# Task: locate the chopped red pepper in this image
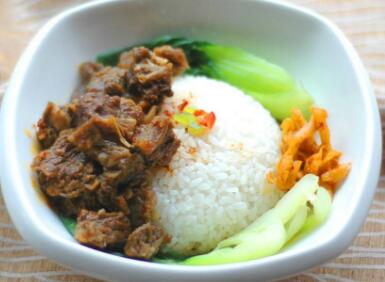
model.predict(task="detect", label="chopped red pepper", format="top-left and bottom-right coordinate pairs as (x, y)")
top-left (198, 112), bottom-right (216, 129)
top-left (177, 99), bottom-right (189, 112)
top-left (193, 109), bottom-right (206, 117)
top-left (197, 111), bottom-right (215, 128)
top-left (164, 110), bottom-right (173, 117)
top-left (172, 102), bottom-right (216, 137)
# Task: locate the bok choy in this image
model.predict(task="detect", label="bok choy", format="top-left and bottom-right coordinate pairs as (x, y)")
top-left (96, 36), bottom-right (313, 120)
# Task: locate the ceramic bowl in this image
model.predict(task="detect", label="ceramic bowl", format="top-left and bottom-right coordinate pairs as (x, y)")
top-left (0, 0), bottom-right (381, 281)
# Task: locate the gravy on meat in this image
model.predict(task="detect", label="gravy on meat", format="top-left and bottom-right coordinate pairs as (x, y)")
top-left (32, 45), bottom-right (188, 259)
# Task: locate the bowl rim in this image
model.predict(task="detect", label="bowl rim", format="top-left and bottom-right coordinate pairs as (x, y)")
top-left (0, 0), bottom-right (382, 280)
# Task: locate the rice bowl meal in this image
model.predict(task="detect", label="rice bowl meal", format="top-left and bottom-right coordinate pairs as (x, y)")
top-left (30, 36), bottom-right (351, 265)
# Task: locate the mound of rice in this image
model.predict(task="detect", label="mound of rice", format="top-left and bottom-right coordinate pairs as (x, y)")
top-left (153, 75), bottom-right (282, 257)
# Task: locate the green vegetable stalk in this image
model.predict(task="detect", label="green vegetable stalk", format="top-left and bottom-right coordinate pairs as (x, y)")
top-left (289, 187), bottom-right (332, 244)
top-left (96, 36), bottom-right (313, 120)
top-left (179, 174), bottom-right (331, 265)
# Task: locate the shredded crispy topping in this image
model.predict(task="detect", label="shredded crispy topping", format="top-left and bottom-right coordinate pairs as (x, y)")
top-left (267, 107), bottom-right (351, 192)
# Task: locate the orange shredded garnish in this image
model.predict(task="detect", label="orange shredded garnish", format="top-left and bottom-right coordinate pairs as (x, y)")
top-left (268, 107), bottom-right (351, 193)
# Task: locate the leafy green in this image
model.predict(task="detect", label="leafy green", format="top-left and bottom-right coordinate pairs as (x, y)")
top-left (59, 215), bottom-right (77, 236)
top-left (96, 36), bottom-right (313, 120)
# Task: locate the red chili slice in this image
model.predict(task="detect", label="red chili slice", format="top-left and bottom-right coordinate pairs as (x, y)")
top-left (193, 109), bottom-right (206, 117)
top-left (164, 110), bottom-right (173, 117)
top-left (177, 99), bottom-right (189, 112)
top-left (197, 111), bottom-right (216, 129)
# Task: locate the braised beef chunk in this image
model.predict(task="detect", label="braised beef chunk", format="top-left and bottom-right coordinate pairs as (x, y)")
top-left (73, 92), bottom-right (143, 133)
top-left (68, 116), bottom-right (147, 213)
top-left (32, 130), bottom-right (101, 216)
top-left (119, 47), bottom-right (173, 110)
top-left (32, 130), bottom-right (98, 197)
top-left (127, 184), bottom-right (157, 228)
top-left (154, 45), bottom-right (189, 76)
top-left (69, 116), bottom-right (132, 150)
top-left (79, 62), bottom-right (103, 83)
top-left (118, 47), bottom-right (151, 69)
top-left (32, 44), bottom-right (185, 259)
top-left (87, 67), bottom-right (126, 96)
top-left (124, 223), bottom-right (165, 259)
top-left (133, 116), bottom-right (180, 167)
top-left (54, 191), bottom-right (100, 217)
top-left (69, 116), bottom-right (145, 184)
top-left (98, 145), bottom-right (145, 185)
top-left (36, 102), bottom-right (71, 148)
top-left (75, 209), bottom-right (131, 249)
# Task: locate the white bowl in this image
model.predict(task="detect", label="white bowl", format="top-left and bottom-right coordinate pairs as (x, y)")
top-left (0, 0), bottom-right (381, 281)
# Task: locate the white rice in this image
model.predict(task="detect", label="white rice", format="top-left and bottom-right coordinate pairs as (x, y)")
top-left (153, 75), bottom-right (282, 257)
